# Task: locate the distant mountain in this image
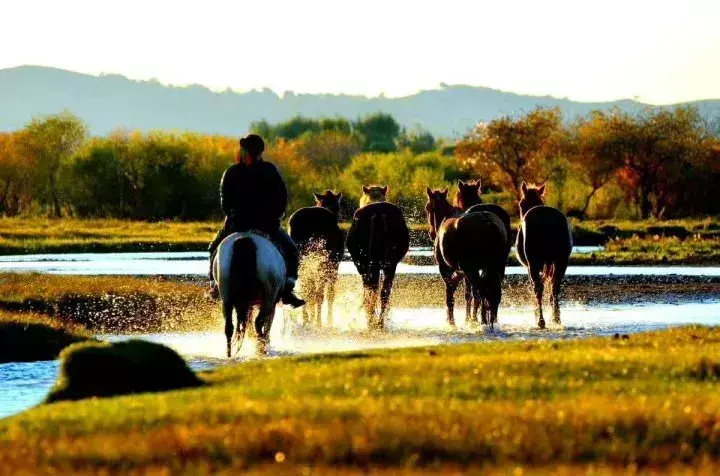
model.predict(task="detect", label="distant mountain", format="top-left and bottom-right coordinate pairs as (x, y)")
top-left (2, 65), bottom-right (719, 138)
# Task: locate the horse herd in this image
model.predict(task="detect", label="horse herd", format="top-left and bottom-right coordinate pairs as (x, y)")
top-left (214, 180), bottom-right (572, 357)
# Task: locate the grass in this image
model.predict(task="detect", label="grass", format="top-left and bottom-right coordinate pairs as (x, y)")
top-left (0, 310), bottom-right (90, 363)
top-left (0, 273), bottom-right (214, 333)
top-left (1, 326), bottom-right (719, 473)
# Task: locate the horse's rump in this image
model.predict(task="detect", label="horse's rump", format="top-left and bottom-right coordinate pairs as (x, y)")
top-left (347, 202), bottom-right (409, 269)
top-left (466, 203), bottom-right (512, 244)
top-left (229, 236), bottom-right (259, 306)
top-left (289, 207), bottom-right (345, 263)
top-left (521, 206), bottom-right (572, 278)
top-left (440, 211), bottom-right (507, 272)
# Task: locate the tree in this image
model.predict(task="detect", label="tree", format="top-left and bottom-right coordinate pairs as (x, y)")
top-left (397, 126), bottom-right (436, 154)
top-left (17, 112), bottom-right (87, 217)
top-left (0, 132), bottom-right (31, 216)
top-left (353, 113), bottom-right (401, 153)
top-left (606, 107), bottom-right (709, 218)
top-left (455, 107), bottom-right (563, 198)
top-left (566, 111), bottom-right (622, 218)
top-left (294, 130), bottom-right (361, 171)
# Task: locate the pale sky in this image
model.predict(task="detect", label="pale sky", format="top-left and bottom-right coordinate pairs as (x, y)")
top-left (1, 0), bottom-right (719, 104)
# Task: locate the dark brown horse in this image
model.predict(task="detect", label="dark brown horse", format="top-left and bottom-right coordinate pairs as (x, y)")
top-left (288, 190), bottom-right (345, 327)
top-left (516, 182), bottom-right (573, 328)
top-left (454, 179), bottom-right (512, 246)
top-left (347, 185), bottom-right (409, 330)
top-left (426, 187), bottom-right (508, 328)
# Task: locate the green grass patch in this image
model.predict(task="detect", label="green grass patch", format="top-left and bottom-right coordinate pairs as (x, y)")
top-left (1, 326), bottom-right (719, 473)
top-left (0, 311), bottom-right (90, 363)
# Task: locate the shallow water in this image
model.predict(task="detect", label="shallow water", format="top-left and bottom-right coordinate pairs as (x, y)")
top-left (2, 299), bottom-right (719, 420)
top-left (2, 249), bottom-right (720, 277)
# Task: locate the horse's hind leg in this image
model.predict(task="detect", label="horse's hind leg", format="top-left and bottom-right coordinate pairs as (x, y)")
top-left (379, 264), bottom-right (398, 330)
top-left (255, 306), bottom-right (276, 356)
top-left (488, 271), bottom-right (503, 328)
top-left (362, 268), bottom-right (381, 329)
top-left (529, 265), bottom-right (545, 329)
top-left (234, 303), bottom-right (251, 353)
top-left (464, 276), bottom-right (473, 324)
top-left (550, 261), bottom-right (567, 325)
top-left (468, 272), bottom-right (485, 325)
top-left (223, 302), bottom-right (234, 358)
top-left (326, 268), bottom-right (338, 328)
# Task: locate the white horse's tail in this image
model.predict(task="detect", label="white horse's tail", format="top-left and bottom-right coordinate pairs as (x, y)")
top-left (229, 236), bottom-right (257, 307)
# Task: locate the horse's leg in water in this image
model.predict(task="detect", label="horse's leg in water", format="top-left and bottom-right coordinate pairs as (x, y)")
top-left (325, 267), bottom-right (338, 328)
top-left (379, 264), bottom-right (398, 330)
top-left (255, 305), bottom-right (276, 356)
top-left (223, 301), bottom-right (234, 358)
top-left (468, 271), bottom-right (486, 325)
top-left (362, 267), bottom-right (381, 329)
top-left (464, 276), bottom-right (473, 324)
top-left (487, 270), bottom-right (503, 328)
top-left (439, 263), bottom-right (458, 327)
top-left (529, 264), bottom-right (545, 328)
top-left (550, 261), bottom-right (568, 324)
top-left (234, 302), bottom-right (251, 354)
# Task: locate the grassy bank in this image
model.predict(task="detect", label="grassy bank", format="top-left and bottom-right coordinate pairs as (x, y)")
top-left (0, 273), bottom-right (213, 333)
top-left (0, 311), bottom-right (90, 363)
top-left (1, 326), bottom-right (719, 473)
top-left (2, 217), bottom-right (720, 265)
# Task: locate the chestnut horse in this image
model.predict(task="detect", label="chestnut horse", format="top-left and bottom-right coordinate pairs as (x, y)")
top-left (288, 190), bottom-right (345, 327)
top-left (347, 185), bottom-right (409, 330)
top-left (516, 182), bottom-right (572, 328)
top-left (426, 187), bottom-right (508, 327)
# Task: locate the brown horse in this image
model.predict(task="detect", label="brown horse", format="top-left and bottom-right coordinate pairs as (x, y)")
top-left (454, 179), bottom-right (512, 247)
top-left (347, 185), bottom-right (409, 330)
top-left (288, 190), bottom-right (345, 327)
top-left (426, 187), bottom-right (508, 328)
top-left (516, 182), bottom-right (573, 328)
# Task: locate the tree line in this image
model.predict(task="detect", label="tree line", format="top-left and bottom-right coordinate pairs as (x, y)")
top-left (0, 108), bottom-right (718, 221)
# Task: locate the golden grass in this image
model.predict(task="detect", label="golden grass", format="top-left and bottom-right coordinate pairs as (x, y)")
top-left (1, 326), bottom-right (719, 473)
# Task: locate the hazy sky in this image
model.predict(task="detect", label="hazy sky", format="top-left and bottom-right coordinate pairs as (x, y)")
top-left (2, 0), bottom-right (719, 103)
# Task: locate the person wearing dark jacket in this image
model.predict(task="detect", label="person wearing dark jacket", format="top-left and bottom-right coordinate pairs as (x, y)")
top-left (208, 134), bottom-right (305, 308)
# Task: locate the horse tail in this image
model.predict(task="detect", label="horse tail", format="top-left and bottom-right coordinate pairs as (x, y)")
top-left (230, 237), bottom-right (257, 307)
top-left (368, 213), bottom-right (388, 263)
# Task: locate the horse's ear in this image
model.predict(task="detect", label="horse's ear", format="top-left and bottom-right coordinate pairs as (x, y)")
top-left (426, 187), bottom-right (433, 198)
top-left (313, 192), bottom-right (322, 201)
top-left (441, 187), bottom-right (449, 196)
top-left (538, 182), bottom-right (547, 196)
top-left (381, 186), bottom-right (388, 194)
top-left (521, 181), bottom-right (528, 195)
top-left (362, 185), bottom-right (371, 194)
top-left (457, 180), bottom-right (465, 189)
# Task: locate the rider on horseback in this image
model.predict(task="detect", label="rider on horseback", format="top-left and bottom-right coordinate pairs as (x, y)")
top-left (208, 134), bottom-right (305, 308)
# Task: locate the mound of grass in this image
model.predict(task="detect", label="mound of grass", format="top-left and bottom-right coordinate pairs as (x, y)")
top-left (45, 340), bottom-right (203, 403)
top-left (0, 311), bottom-right (90, 363)
top-left (2, 326), bottom-right (720, 473)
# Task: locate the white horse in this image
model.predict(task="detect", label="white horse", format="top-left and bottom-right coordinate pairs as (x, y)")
top-left (213, 231), bottom-right (286, 357)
